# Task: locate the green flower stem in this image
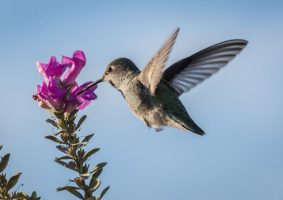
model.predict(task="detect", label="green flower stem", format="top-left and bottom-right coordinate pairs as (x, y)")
top-left (45, 110), bottom-right (109, 200)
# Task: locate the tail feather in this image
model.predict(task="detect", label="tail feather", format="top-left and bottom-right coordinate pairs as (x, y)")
top-left (181, 122), bottom-right (205, 135)
top-left (169, 113), bottom-right (205, 135)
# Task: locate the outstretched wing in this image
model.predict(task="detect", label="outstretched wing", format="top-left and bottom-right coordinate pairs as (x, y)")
top-left (163, 39), bottom-right (248, 96)
top-left (139, 28), bottom-right (180, 95)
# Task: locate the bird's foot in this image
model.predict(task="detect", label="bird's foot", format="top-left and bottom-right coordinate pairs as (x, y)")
top-left (144, 120), bottom-right (152, 128)
top-left (155, 127), bottom-right (164, 133)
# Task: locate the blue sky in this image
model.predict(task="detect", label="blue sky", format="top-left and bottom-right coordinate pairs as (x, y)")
top-left (0, 0), bottom-right (283, 199)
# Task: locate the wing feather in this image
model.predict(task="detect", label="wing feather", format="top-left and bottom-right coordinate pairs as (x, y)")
top-left (139, 28), bottom-right (180, 95)
top-left (163, 39), bottom-right (248, 96)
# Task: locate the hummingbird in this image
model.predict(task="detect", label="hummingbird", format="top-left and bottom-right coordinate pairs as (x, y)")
top-left (79, 28), bottom-right (248, 135)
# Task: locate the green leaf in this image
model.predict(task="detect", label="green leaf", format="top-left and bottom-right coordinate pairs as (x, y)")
top-left (45, 135), bottom-right (63, 144)
top-left (11, 191), bottom-right (28, 199)
top-left (83, 148), bottom-right (100, 162)
top-left (98, 186), bottom-right (110, 200)
top-left (83, 164), bottom-right (90, 174)
top-left (57, 186), bottom-right (84, 200)
top-left (96, 162), bottom-right (107, 168)
top-left (89, 169), bottom-right (103, 190)
top-left (56, 155), bottom-right (73, 161)
top-left (54, 130), bottom-right (65, 136)
top-left (7, 172), bottom-right (22, 191)
top-left (81, 133), bottom-right (94, 144)
top-left (30, 191), bottom-right (41, 200)
top-left (46, 118), bottom-right (58, 128)
top-left (54, 159), bottom-right (76, 172)
top-left (89, 179), bottom-right (101, 192)
top-left (74, 177), bottom-right (86, 189)
top-left (16, 192), bottom-right (28, 199)
top-left (56, 145), bottom-right (67, 153)
top-left (91, 162), bottom-right (107, 173)
top-left (77, 149), bottom-right (86, 159)
top-left (90, 169), bottom-right (103, 183)
top-left (68, 109), bottom-right (79, 122)
top-left (0, 153), bottom-right (10, 173)
top-left (76, 115), bottom-right (87, 131)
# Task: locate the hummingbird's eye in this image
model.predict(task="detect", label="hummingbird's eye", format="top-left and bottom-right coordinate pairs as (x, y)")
top-left (106, 67), bottom-right (112, 74)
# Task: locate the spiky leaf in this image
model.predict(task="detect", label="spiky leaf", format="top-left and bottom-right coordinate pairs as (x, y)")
top-left (91, 162), bottom-right (107, 173)
top-left (90, 169), bottom-right (103, 183)
top-left (89, 179), bottom-right (101, 192)
top-left (54, 159), bottom-right (76, 172)
top-left (7, 172), bottom-right (22, 191)
top-left (83, 148), bottom-right (100, 162)
top-left (68, 109), bottom-right (79, 122)
top-left (30, 191), bottom-right (41, 200)
top-left (54, 130), bottom-right (64, 136)
top-left (81, 134), bottom-right (94, 144)
top-left (74, 177), bottom-right (86, 189)
top-left (57, 186), bottom-right (84, 199)
top-left (0, 153), bottom-right (10, 173)
top-left (56, 155), bottom-right (73, 161)
top-left (45, 135), bottom-right (63, 144)
top-left (76, 115), bottom-right (87, 131)
top-left (56, 145), bottom-right (67, 153)
top-left (98, 186), bottom-right (110, 200)
top-left (46, 118), bottom-right (58, 128)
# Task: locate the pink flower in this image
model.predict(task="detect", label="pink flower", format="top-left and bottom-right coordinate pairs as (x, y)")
top-left (34, 77), bottom-right (66, 110)
top-left (33, 50), bottom-right (97, 113)
top-left (64, 82), bottom-right (97, 113)
top-left (62, 50), bottom-right (86, 85)
top-left (73, 82), bottom-right (97, 110)
top-left (36, 56), bottom-right (69, 83)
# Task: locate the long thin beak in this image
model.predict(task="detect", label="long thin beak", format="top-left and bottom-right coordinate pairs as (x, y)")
top-left (76, 77), bottom-right (103, 96)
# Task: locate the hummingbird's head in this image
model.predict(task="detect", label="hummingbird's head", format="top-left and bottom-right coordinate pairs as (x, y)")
top-left (77, 58), bottom-right (139, 96)
top-left (101, 58), bottom-right (139, 89)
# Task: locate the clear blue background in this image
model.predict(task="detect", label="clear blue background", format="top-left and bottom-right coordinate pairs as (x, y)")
top-left (0, 0), bottom-right (282, 199)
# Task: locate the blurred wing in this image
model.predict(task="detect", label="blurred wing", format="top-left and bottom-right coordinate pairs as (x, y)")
top-left (163, 39), bottom-right (248, 96)
top-left (139, 28), bottom-right (180, 95)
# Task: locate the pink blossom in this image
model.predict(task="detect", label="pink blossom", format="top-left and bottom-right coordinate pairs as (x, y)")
top-left (62, 50), bottom-right (86, 85)
top-left (33, 50), bottom-right (97, 113)
top-left (36, 56), bottom-right (69, 83)
top-left (34, 77), bottom-right (66, 110)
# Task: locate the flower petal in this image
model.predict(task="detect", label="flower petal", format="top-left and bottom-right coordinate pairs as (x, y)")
top-left (48, 77), bottom-right (66, 99)
top-left (47, 57), bottom-right (69, 79)
top-left (73, 81), bottom-right (97, 95)
top-left (63, 50), bottom-right (86, 85)
top-left (36, 61), bottom-right (49, 82)
top-left (73, 81), bottom-right (97, 110)
top-left (37, 56), bottom-right (69, 83)
top-left (35, 77), bottom-right (67, 111)
top-left (65, 93), bottom-right (80, 113)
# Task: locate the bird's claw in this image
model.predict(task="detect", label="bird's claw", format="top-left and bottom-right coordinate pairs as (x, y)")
top-left (155, 127), bottom-right (164, 132)
top-left (145, 120), bottom-right (152, 128)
